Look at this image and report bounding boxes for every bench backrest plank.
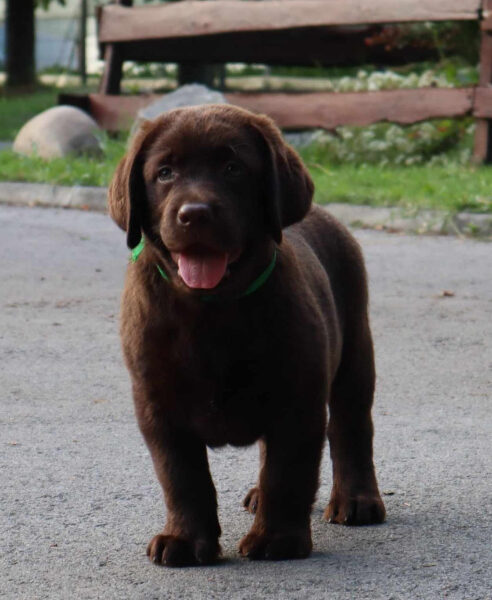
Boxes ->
[99,1,481,43]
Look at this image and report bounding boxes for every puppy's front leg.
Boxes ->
[134,388,221,567]
[239,407,326,561]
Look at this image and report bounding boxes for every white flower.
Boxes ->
[368,140,389,152]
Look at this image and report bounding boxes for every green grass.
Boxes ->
[307,163,492,213]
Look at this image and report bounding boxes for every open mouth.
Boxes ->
[171,245,240,290]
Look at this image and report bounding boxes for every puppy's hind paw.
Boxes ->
[242,487,259,514]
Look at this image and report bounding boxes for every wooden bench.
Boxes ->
[62,0,492,161]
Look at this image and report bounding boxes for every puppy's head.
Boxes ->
[108,104,313,294]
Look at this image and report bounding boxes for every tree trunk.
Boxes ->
[5,0,36,89]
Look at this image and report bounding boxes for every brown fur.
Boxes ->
[108,105,385,566]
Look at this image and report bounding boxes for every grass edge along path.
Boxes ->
[0,149,491,215]
[308,163,492,214]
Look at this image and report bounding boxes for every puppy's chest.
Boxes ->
[175,321,277,446]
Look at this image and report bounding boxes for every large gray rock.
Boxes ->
[132,84,227,135]
[13,106,102,159]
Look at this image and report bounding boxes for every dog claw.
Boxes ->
[324,492,386,526]
[239,530,312,561]
[147,533,220,567]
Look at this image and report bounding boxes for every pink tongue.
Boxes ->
[177,251,228,289]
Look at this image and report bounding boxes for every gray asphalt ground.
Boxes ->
[1,205,491,600]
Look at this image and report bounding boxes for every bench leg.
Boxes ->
[474,8,492,163]
[99,44,123,95]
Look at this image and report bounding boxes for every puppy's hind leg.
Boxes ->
[242,439,265,515]
[324,316,386,526]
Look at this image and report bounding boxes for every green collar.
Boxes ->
[130,238,277,301]
[131,238,170,281]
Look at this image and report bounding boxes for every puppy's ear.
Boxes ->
[107,121,153,249]
[250,115,314,244]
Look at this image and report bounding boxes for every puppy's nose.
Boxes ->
[177,203,213,227]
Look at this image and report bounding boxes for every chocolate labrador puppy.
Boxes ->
[108,104,385,566]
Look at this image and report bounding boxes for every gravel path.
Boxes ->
[1,205,491,599]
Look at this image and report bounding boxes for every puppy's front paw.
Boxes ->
[324,492,386,525]
[242,487,259,514]
[238,529,312,561]
[147,534,220,567]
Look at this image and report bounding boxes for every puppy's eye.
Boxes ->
[225,161,243,178]
[157,166,173,182]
